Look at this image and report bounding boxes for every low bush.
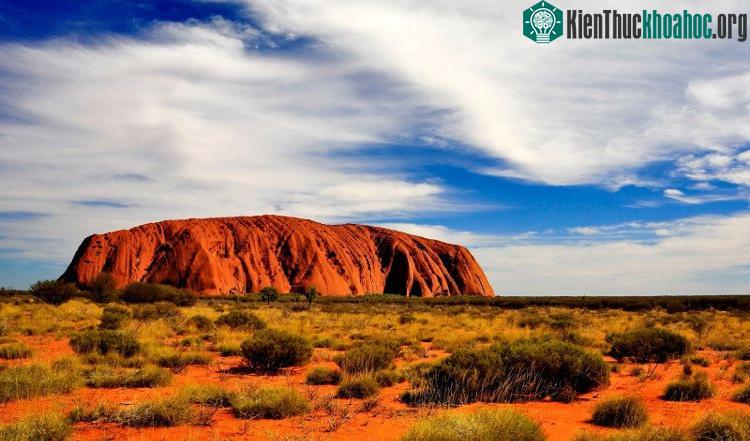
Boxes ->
[241,329,312,372]
[573,426,688,441]
[180,384,235,407]
[120,282,196,306]
[402,339,609,405]
[119,395,194,427]
[0,412,72,441]
[84,366,171,388]
[591,395,648,428]
[29,280,79,305]
[306,366,341,385]
[663,372,715,401]
[0,343,32,360]
[375,369,405,387]
[732,383,750,404]
[99,305,130,330]
[69,402,118,424]
[88,273,118,303]
[185,315,215,331]
[69,330,140,357]
[608,328,690,363]
[130,302,180,321]
[231,387,310,419]
[215,310,265,330]
[0,363,81,403]
[691,411,750,441]
[152,350,211,370]
[217,344,242,357]
[401,409,545,441]
[337,374,379,398]
[334,342,397,374]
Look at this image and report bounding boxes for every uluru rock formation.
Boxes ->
[61,215,494,297]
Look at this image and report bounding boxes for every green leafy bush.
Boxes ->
[88,273,118,303]
[591,395,648,428]
[99,305,130,330]
[401,409,545,441]
[215,310,265,330]
[306,366,341,385]
[120,282,196,306]
[69,330,140,357]
[260,286,279,303]
[663,372,715,401]
[403,339,609,405]
[0,413,72,441]
[231,387,310,419]
[334,342,397,373]
[241,329,312,372]
[29,280,79,305]
[608,328,690,363]
[336,374,379,398]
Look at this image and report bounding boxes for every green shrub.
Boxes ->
[592,395,648,428]
[120,282,196,306]
[260,286,279,304]
[215,310,265,330]
[732,383,750,404]
[99,305,130,330]
[0,413,72,441]
[691,411,750,441]
[185,315,215,331]
[609,328,690,363]
[401,409,545,441]
[335,342,397,373]
[29,280,79,305]
[180,384,234,407]
[241,329,312,372]
[403,339,609,405]
[88,273,118,303]
[306,366,341,385]
[231,387,309,419]
[69,330,140,357]
[0,343,32,360]
[119,395,194,427]
[337,374,379,398]
[84,366,171,388]
[130,302,180,321]
[0,363,81,403]
[663,372,715,401]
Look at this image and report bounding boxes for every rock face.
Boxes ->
[61,215,494,297]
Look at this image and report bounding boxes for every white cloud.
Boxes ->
[244,0,750,185]
[0,21,452,264]
[399,214,750,295]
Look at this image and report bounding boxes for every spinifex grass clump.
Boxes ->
[401,409,545,441]
[0,412,72,441]
[591,395,648,428]
[401,339,609,405]
[119,395,195,427]
[306,366,342,385]
[231,387,310,419]
[0,362,82,403]
[0,343,32,360]
[334,342,397,373]
[84,366,171,388]
[336,374,380,398]
[608,328,690,363]
[691,411,750,441]
[573,426,688,441]
[241,328,312,372]
[663,372,715,402]
[69,330,140,357]
[98,305,131,330]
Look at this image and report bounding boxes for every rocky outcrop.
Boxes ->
[61,215,494,297]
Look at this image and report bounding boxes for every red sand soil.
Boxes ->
[1,337,747,441]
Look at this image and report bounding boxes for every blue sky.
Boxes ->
[1,0,750,294]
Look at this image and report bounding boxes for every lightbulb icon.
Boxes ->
[530,7,556,43]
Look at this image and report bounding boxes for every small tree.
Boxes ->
[90,273,117,303]
[260,286,279,304]
[29,280,78,305]
[304,286,318,310]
